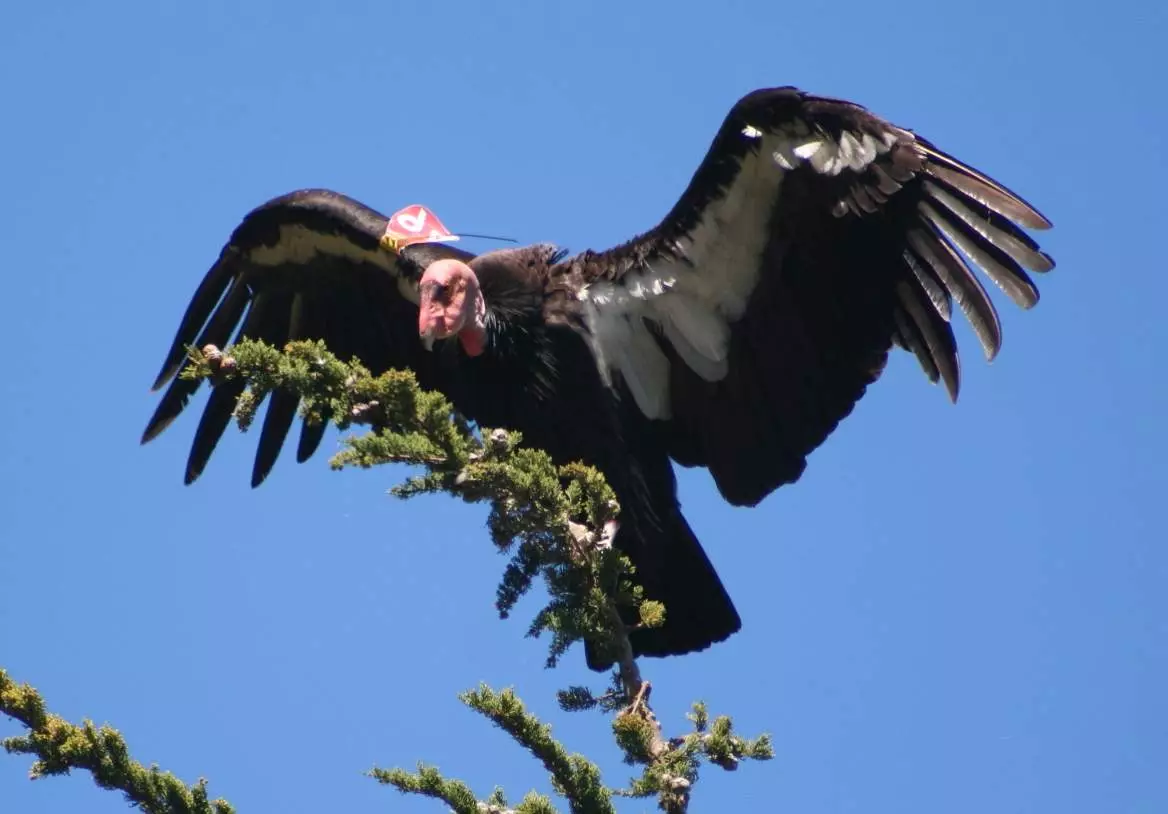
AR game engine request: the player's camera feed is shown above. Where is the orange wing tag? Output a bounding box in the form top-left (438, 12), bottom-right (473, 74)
top-left (381, 204), bottom-right (460, 251)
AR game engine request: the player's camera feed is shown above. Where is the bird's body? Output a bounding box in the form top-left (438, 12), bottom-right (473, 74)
top-left (144, 87), bottom-right (1055, 668)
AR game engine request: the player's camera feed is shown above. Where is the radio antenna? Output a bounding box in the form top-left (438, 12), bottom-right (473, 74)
top-left (458, 232), bottom-right (519, 244)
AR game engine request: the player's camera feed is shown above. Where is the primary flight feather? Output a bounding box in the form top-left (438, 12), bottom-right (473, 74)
top-left (144, 86), bottom-right (1054, 669)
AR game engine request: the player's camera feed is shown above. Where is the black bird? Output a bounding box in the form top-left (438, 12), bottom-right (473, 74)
top-left (144, 87), bottom-right (1055, 669)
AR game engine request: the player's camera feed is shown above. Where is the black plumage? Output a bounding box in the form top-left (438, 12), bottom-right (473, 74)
top-left (143, 86), bottom-right (1055, 668)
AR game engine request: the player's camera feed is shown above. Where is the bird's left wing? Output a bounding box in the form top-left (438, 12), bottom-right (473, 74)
top-left (143, 188), bottom-right (474, 486)
top-left (563, 87), bottom-right (1054, 506)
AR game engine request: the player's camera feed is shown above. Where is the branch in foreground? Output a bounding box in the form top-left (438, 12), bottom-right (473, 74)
top-left (374, 762), bottom-right (557, 814)
top-left (373, 683), bottom-right (772, 814)
top-left (0, 669), bottom-right (233, 814)
top-left (185, 339), bottom-right (642, 667)
top-left (373, 686), bottom-right (609, 814)
top-left (2, 339), bottom-right (771, 813)
top-left (186, 339), bottom-right (773, 813)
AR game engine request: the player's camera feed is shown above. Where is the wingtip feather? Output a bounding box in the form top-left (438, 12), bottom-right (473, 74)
top-left (906, 226), bottom-right (1002, 362)
top-left (150, 252), bottom-right (239, 391)
top-left (919, 201), bottom-right (1040, 310)
top-left (296, 418), bottom-right (329, 463)
top-left (896, 281), bottom-right (960, 401)
top-left (251, 389), bottom-right (299, 488)
top-left (921, 147), bottom-right (1053, 231)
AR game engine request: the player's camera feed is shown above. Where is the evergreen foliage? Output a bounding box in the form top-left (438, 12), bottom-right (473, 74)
top-left (2, 339), bottom-right (772, 812)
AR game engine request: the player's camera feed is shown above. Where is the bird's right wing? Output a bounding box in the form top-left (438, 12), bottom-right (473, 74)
top-left (143, 188), bottom-right (474, 486)
top-left (566, 87), bottom-right (1054, 507)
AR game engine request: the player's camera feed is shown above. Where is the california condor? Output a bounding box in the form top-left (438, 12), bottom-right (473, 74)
top-left (143, 87), bottom-right (1055, 668)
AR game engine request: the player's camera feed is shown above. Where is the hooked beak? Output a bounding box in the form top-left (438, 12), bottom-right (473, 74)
top-left (418, 301), bottom-right (444, 351)
top-left (420, 325), bottom-right (436, 351)
top-left (418, 291), bottom-right (438, 351)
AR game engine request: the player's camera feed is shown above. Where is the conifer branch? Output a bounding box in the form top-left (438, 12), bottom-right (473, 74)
top-left (3, 339), bottom-right (772, 813)
top-left (369, 763), bottom-right (483, 813)
top-left (461, 685), bottom-right (614, 814)
top-left (185, 339), bottom-right (640, 666)
top-left (186, 339), bottom-right (775, 812)
top-left (371, 763), bottom-right (559, 814)
top-left (0, 670), bottom-right (234, 814)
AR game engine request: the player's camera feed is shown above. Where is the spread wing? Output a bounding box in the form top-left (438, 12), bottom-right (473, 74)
top-left (143, 188), bottom-right (475, 486)
top-left (567, 87), bottom-right (1054, 506)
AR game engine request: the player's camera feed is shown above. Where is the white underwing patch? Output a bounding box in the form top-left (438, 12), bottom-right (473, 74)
top-left (776, 124), bottom-right (906, 217)
top-left (244, 223), bottom-right (417, 301)
top-left (582, 296), bottom-right (673, 419)
top-left (582, 120), bottom-right (909, 420)
top-left (780, 124), bottom-right (898, 177)
top-left (582, 133), bottom-right (788, 419)
top-left (793, 139), bottom-right (826, 160)
top-left (666, 134), bottom-right (789, 321)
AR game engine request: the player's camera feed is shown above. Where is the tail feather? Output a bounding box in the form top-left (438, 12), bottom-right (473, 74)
top-left (584, 509), bottom-right (741, 671)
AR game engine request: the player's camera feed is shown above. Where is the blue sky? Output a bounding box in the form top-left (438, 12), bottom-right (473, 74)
top-left (1, 1), bottom-right (1164, 812)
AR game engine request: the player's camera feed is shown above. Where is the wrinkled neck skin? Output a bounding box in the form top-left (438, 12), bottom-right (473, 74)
top-left (458, 289), bottom-right (488, 357)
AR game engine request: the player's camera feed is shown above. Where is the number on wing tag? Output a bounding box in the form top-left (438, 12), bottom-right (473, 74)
top-left (381, 204), bottom-right (460, 251)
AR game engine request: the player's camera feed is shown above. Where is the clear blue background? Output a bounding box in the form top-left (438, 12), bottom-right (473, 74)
top-left (2, 2), bottom-right (1164, 812)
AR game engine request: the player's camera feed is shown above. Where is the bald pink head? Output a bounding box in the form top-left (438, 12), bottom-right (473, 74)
top-left (418, 259), bottom-right (487, 356)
